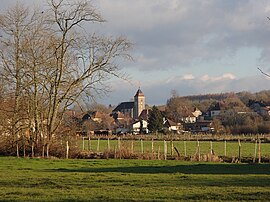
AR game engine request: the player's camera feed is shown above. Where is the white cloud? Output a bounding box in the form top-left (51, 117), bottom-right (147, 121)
top-left (201, 73), bottom-right (236, 82)
top-left (182, 74), bottom-right (195, 80)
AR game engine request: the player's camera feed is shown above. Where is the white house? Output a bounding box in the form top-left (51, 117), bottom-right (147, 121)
top-left (192, 107), bottom-right (202, 118)
top-left (163, 119), bottom-right (181, 132)
top-left (131, 120), bottom-right (148, 134)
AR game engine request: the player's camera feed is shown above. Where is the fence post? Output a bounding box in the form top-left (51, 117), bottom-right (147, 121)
top-left (82, 137), bottom-right (85, 151)
top-left (258, 139), bottom-right (261, 163)
top-left (224, 140), bottom-right (227, 157)
top-left (197, 140), bottom-right (200, 161)
top-left (184, 141), bottom-right (187, 157)
top-left (107, 138), bottom-right (110, 151)
top-left (31, 142), bottom-right (34, 157)
top-left (114, 147), bottom-right (117, 159)
top-left (66, 140), bottom-right (69, 159)
top-left (253, 140), bottom-right (257, 163)
top-left (118, 137), bottom-right (121, 150)
top-left (210, 141), bottom-right (213, 155)
top-left (88, 136), bottom-right (91, 151)
top-left (158, 146), bottom-right (160, 160)
top-left (164, 140), bottom-right (167, 160)
top-left (97, 138), bottom-right (100, 152)
top-left (141, 139), bottom-right (144, 154)
top-left (131, 140), bottom-right (134, 153)
top-left (171, 140), bottom-right (174, 156)
top-left (151, 139), bottom-right (154, 154)
top-left (238, 139), bottom-right (241, 162)
top-left (16, 138), bottom-right (19, 158)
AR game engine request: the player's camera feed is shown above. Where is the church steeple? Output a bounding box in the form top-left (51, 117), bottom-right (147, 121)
top-left (133, 88), bottom-right (145, 119)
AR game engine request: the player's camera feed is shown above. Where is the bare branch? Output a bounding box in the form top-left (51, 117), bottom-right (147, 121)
top-left (258, 67), bottom-right (270, 77)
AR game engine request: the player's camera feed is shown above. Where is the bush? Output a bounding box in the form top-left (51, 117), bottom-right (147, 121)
top-left (258, 124), bottom-right (270, 134)
top-left (238, 125), bottom-right (257, 134)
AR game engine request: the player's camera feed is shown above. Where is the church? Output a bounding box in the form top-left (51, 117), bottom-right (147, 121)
top-left (112, 88), bottom-right (146, 120)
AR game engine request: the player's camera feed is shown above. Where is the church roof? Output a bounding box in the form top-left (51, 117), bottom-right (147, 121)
top-left (112, 101), bottom-right (134, 112)
top-left (134, 88), bottom-right (144, 97)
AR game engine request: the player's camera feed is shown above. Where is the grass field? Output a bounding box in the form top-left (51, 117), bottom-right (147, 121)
top-left (0, 157), bottom-right (270, 201)
top-left (81, 139), bottom-right (270, 158)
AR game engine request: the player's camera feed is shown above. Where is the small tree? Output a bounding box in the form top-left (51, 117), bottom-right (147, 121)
top-left (148, 106), bottom-right (163, 134)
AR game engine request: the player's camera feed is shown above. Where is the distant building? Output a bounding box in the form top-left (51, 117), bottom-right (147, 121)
top-left (248, 100), bottom-right (270, 116)
top-left (112, 102), bottom-right (134, 118)
top-left (133, 88), bottom-right (145, 119)
top-left (112, 88), bottom-right (146, 120)
top-left (208, 102), bottom-right (223, 117)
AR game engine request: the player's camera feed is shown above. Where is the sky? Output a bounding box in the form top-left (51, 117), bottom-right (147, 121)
top-left (2, 0), bottom-right (270, 106)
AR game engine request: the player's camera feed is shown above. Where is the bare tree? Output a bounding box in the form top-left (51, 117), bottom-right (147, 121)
top-left (0, 3), bottom-right (35, 156)
top-left (41, 0), bottom-right (131, 156)
top-left (0, 0), bottom-right (132, 157)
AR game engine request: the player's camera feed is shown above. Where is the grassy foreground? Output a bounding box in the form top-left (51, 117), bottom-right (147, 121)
top-left (0, 157), bottom-right (270, 201)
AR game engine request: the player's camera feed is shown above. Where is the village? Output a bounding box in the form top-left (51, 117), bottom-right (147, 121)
top-left (71, 89), bottom-right (270, 136)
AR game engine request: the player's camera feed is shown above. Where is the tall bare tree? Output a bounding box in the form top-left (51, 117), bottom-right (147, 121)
top-left (41, 0), bottom-right (131, 156)
top-left (0, 0), bottom-right (132, 157)
top-left (0, 3), bottom-right (35, 156)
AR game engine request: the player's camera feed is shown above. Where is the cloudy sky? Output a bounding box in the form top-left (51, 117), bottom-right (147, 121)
top-left (2, 0), bottom-right (270, 106)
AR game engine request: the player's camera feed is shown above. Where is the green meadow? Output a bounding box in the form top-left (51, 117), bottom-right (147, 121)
top-left (0, 157), bottom-right (270, 201)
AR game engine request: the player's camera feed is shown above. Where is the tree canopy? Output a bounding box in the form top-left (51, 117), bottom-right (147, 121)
top-left (148, 106), bottom-right (163, 133)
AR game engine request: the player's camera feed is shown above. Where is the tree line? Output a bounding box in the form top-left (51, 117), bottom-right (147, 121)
top-left (165, 91), bottom-right (270, 134)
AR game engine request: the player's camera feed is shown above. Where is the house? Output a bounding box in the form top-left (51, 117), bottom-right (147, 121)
top-left (131, 120), bottom-right (148, 134)
top-left (184, 118), bottom-right (213, 133)
top-left (82, 111), bottom-right (103, 123)
top-left (163, 118), bottom-right (182, 132)
top-left (208, 102), bottom-right (223, 117)
top-left (192, 107), bottom-right (202, 118)
top-left (181, 111), bottom-right (197, 123)
top-left (248, 100), bottom-right (270, 116)
top-left (138, 108), bottom-right (151, 120)
top-left (111, 114), bottom-right (133, 134)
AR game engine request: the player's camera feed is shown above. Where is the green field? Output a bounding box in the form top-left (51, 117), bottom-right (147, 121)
top-left (0, 157), bottom-right (270, 201)
top-left (81, 139), bottom-right (270, 158)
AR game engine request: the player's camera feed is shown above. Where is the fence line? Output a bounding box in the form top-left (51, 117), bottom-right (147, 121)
top-left (80, 138), bottom-right (269, 161)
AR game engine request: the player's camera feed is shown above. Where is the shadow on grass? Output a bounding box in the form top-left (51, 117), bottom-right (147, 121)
top-left (47, 163), bottom-right (270, 175)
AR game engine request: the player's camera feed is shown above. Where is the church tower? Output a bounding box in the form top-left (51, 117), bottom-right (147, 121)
top-left (133, 88), bottom-right (145, 119)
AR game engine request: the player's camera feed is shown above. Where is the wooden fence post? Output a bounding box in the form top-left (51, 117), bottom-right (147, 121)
top-left (210, 141), bottom-right (213, 155)
top-left (158, 146), bottom-right (160, 160)
top-left (82, 137), bottom-right (85, 150)
top-left (258, 139), bottom-right (261, 163)
top-left (66, 141), bottom-right (69, 159)
top-left (118, 137), bottom-right (121, 150)
top-left (131, 140), bottom-right (134, 154)
top-left (171, 140), bottom-right (174, 156)
top-left (16, 141), bottom-right (19, 158)
top-left (253, 140), bottom-right (257, 163)
top-left (118, 137), bottom-right (121, 159)
top-left (151, 139), bottom-right (154, 154)
top-left (238, 139), bottom-right (241, 162)
top-left (31, 142), bottom-right (34, 157)
top-left (164, 140), bottom-right (167, 160)
top-left (224, 140), bottom-right (227, 157)
top-left (42, 145), bottom-right (44, 158)
top-left (88, 136), bottom-right (91, 151)
top-left (97, 138), bottom-right (100, 152)
top-left (141, 139), bottom-right (144, 154)
top-left (184, 141), bottom-right (187, 157)
top-left (107, 138), bottom-right (110, 151)
top-left (197, 140), bottom-right (200, 161)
